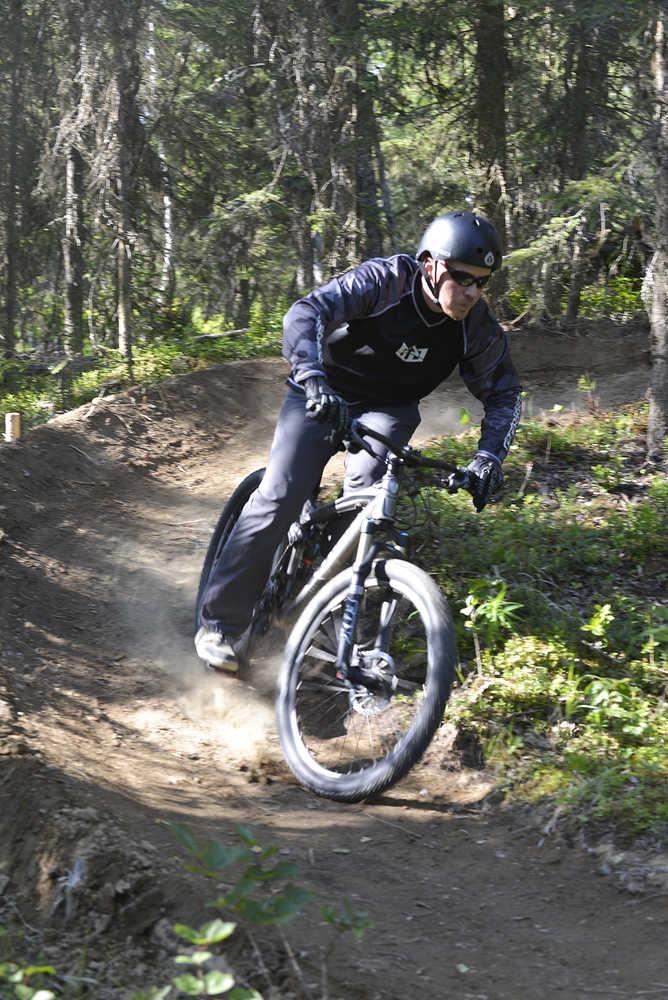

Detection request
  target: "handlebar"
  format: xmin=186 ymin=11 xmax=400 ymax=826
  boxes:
xmin=346 ymin=418 xmax=471 ymax=494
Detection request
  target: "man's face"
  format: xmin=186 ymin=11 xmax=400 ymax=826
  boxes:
xmin=421 ymin=257 xmax=491 ymax=320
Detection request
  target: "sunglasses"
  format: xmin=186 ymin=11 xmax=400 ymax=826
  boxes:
xmin=442 ymin=262 xmax=490 ymax=289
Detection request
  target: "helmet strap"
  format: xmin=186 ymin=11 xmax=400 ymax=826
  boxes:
xmin=417 ymin=257 xmax=439 ymax=302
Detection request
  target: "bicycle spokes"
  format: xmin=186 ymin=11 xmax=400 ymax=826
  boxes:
xmin=293 ymin=582 xmax=430 ymax=775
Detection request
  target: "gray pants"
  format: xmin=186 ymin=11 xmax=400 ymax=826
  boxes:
xmin=199 ymin=387 xmax=420 ymax=637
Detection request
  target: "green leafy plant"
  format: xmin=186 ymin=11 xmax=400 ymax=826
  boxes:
xmin=0 ymin=959 xmax=57 ymax=1000
xmin=321 ymin=900 xmax=372 ymax=940
xmin=591 ymin=456 xmax=626 ymax=491
xmin=460 ymin=578 xmax=522 ymax=674
xmin=131 ymin=918 xmax=261 ymax=1000
xmin=170 ymin=822 xmax=316 ymax=926
xmin=412 ymin=402 xmax=668 ymax=841
xmin=640 ymin=606 xmax=668 ymax=669
xmin=579 ymin=676 xmax=652 ymax=738
xmin=578 ymin=276 xmax=644 ymax=321
xmin=576 ymin=372 xmax=599 ymax=413
xmin=134 ymin=823 xmax=371 ymax=999
xmin=580 ymin=603 xmax=615 ymax=646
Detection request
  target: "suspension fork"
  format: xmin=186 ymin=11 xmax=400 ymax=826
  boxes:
xmin=335 ymin=520 xmax=377 ymax=677
xmin=335 ymin=460 xmax=401 ymax=677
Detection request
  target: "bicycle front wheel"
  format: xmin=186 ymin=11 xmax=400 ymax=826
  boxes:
xmin=276 ymin=558 xmax=456 ymax=802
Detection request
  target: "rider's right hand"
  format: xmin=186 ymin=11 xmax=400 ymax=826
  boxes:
xmin=303 ymin=376 xmax=349 ymax=434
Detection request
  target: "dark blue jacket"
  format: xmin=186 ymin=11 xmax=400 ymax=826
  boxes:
xmin=283 ymin=254 xmax=521 ymax=462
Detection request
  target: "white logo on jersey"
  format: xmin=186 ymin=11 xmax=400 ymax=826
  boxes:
xmin=396 ymin=342 xmax=428 ymax=363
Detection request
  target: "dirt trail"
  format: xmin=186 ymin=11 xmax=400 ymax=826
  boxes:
xmin=1 ymin=324 xmax=667 ymax=999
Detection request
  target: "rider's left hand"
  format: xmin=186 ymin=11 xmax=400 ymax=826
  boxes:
xmin=465 ymin=452 xmax=503 ymax=512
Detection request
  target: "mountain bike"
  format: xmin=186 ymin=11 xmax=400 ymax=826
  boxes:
xmin=196 ymin=419 xmax=472 ymax=802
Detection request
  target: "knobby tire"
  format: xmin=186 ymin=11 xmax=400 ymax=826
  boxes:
xmin=275 ymin=558 xmax=456 ymax=802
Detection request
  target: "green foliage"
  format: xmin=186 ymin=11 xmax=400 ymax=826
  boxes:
xmin=320 ymin=901 xmax=372 ymax=940
xmin=130 ymin=914 xmax=261 ymax=999
xmin=504 ymin=272 xmax=645 ymax=325
xmin=0 ymin=925 xmax=57 ymax=1000
xmin=0 ymin=0 xmax=657 ymax=360
xmin=0 ymin=387 xmax=55 ymax=429
xmin=175 ymin=820 xmax=373 ymax=938
xmin=414 ymin=402 xmax=668 ymax=841
xmin=0 ymin=959 xmax=57 ymax=1000
xmin=133 ymin=823 xmax=371 ymax=1000
xmin=131 ymin=917 xmax=259 ymax=1000
xmin=461 ymin=578 xmax=522 ymax=649
xmin=0 ymin=313 xmax=285 ymax=432
xmin=2 ymin=822 xmax=371 ymax=1000
xmin=169 ymin=821 xmax=316 ymax=926
xmin=508 ymin=286 xmax=530 ymax=316
xmin=580 ymin=603 xmax=615 ymax=645
xmin=0 ymin=920 xmax=58 ymax=1000
xmin=577 ymin=276 xmax=644 ymax=321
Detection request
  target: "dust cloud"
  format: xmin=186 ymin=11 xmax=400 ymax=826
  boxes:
xmin=111 ymin=522 xmax=283 ymax=767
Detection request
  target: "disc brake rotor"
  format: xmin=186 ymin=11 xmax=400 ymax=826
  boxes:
xmin=348 ymin=648 xmax=396 ymax=715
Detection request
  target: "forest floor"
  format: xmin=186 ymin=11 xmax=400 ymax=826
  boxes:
xmin=1 ymin=321 xmax=667 ymax=1000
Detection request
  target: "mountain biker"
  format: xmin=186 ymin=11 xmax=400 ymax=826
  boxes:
xmin=195 ymin=209 xmax=522 ymax=672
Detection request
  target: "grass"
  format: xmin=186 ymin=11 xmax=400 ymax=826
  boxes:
xmin=407 ymin=401 xmax=668 ymax=844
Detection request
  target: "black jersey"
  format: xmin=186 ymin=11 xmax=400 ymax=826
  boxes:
xmin=282 ymin=254 xmax=521 ymax=462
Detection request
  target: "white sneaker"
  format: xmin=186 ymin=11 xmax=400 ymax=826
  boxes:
xmin=194 ymin=627 xmax=239 ymax=673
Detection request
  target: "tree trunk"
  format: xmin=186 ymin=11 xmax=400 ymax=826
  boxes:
xmin=147 ymin=20 xmax=174 ymax=303
xmin=322 ymin=0 xmax=359 ymax=274
xmin=565 ymin=21 xmax=591 ymax=181
xmin=328 ymin=98 xmax=358 ymax=274
xmin=374 ymin=134 xmax=398 ymax=253
xmin=563 ymin=218 xmax=587 ymax=332
xmin=159 ymin=149 xmax=174 ymax=302
xmin=356 ymin=72 xmax=383 ymax=259
xmin=475 ymin=0 xmax=508 ymax=312
xmin=61 ymin=0 xmax=87 ymax=357
xmin=537 ymin=259 xmax=562 ymax=322
xmin=292 ymin=178 xmax=315 ymax=296
xmin=475 ymin=1 xmax=506 ymax=233
xmin=111 ymin=6 xmax=141 ymax=375
xmin=3 ymin=0 xmax=22 ymax=357
xmin=63 ymin=146 xmax=85 ymax=355
xmin=648 ymin=10 xmax=668 ymax=461
xmin=117 ymin=126 xmax=133 ymax=367
xmin=234 ymin=276 xmax=250 ymax=330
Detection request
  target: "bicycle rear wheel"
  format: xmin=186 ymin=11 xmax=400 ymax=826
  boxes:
xmin=276 ymin=558 xmax=456 ymax=802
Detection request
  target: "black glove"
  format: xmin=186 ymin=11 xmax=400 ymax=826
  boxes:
xmin=303 ymin=376 xmax=349 ymax=434
xmin=466 ymin=452 xmax=504 ymax=512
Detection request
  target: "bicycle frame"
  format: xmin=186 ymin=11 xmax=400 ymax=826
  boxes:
xmin=281 ymin=440 xmax=449 ymax=678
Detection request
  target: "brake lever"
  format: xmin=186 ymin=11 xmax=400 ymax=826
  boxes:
xmin=342 ymin=421 xmax=377 ymax=458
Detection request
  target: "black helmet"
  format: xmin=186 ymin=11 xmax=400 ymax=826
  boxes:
xmin=417 ymin=210 xmax=502 ymax=271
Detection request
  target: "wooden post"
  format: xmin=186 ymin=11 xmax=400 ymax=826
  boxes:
xmin=4 ymin=412 xmax=20 ymax=441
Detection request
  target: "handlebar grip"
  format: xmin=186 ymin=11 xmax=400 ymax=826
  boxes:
xmin=446 ymin=468 xmax=471 ymax=493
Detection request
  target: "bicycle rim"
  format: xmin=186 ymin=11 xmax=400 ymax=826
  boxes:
xmin=277 ymin=559 xmax=455 ymax=802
